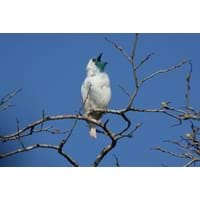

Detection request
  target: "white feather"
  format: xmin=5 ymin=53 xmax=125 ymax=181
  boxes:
xmin=81 ymin=58 xmax=111 ymax=138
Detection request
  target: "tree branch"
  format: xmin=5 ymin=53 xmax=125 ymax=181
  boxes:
xmin=0 ymin=89 xmax=22 ymax=111
xmin=140 ymin=60 xmax=189 ymax=86
xmin=136 ymin=52 xmax=155 ymax=70
xmin=0 ymin=114 xmax=103 ymax=142
xmin=92 ymin=141 xmax=117 ymax=167
xmin=185 ymin=61 xmax=193 ymax=110
xmin=0 ymin=143 xmax=79 ymax=167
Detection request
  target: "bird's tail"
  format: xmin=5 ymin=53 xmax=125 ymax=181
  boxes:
xmin=89 ymin=123 xmax=97 ymax=139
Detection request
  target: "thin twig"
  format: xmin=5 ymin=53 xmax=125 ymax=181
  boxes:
xmin=92 ymin=141 xmax=117 ymax=167
xmin=0 ymin=114 xmax=103 ymax=142
xmin=118 ymin=85 xmax=131 ymax=98
xmin=59 ymin=119 xmax=78 ymax=150
xmin=136 ymin=52 xmax=155 ymax=70
xmin=131 ymin=34 xmax=139 ymax=89
xmin=104 ymin=37 xmax=132 ymax=64
xmin=0 ymin=88 xmax=22 ymax=111
xmin=153 ymin=146 xmax=187 ymax=159
xmin=131 ymin=33 xmax=139 ymax=61
xmin=113 ymin=154 xmax=120 ymax=167
xmin=184 ymin=158 xmax=200 ymax=167
xmin=185 ymin=61 xmax=192 ymax=109
xmin=16 ymin=118 xmax=26 ymax=150
xmin=140 ymin=60 xmax=189 ymax=86
xmin=0 ymin=143 xmax=79 ymax=167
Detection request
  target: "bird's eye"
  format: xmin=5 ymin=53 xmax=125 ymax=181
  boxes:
xmin=92 ymin=58 xmax=95 ymax=62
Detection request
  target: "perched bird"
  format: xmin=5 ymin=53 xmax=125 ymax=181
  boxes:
xmin=81 ymin=53 xmax=111 ymax=138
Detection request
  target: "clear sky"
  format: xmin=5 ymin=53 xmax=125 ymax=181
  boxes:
xmin=0 ymin=33 xmax=200 ymax=166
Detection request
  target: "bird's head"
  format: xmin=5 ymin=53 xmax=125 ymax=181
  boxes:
xmin=92 ymin=53 xmax=108 ymax=72
xmin=87 ymin=53 xmax=108 ymax=74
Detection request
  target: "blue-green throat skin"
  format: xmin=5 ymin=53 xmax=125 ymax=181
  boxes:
xmin=95 ymin=60 xmax=107 ymax=72
xmin=93 ymin=53 xmax=108 ymax=72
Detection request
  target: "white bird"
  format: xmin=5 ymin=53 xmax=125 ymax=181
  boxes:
xmin=81 ymin=53 xmax=111 ymax=138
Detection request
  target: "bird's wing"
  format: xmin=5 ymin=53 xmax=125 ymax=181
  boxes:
xmin=81 ymin=78 xmax=91 ymax=103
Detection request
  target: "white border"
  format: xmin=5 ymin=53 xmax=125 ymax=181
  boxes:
xmin=0 ymin=1 xmax=200 ymax=199
xmin=0 ymin=168 xmax=199 ymax=200
xmin=0 ymin=0 xmax=199 ymax=32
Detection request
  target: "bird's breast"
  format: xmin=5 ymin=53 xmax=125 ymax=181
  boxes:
xmin=88 ymin=73 xmax=111 ymax=109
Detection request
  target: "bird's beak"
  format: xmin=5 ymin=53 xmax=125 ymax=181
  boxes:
xmin=97 ymin=53 xmax=103 ymax=62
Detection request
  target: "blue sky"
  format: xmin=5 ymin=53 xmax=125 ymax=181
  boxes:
xmin=0 ymin=33 xmax=200 ymax=166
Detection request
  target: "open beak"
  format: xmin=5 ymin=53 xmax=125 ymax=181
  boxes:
xmin=97 ymin=53 xmax=103 ymax=62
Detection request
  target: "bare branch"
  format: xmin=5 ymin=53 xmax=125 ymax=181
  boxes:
xmin=93 ymin=120 xmax=142 ymax=167
xmin=131 ymin=34 xmax=139 ymax=89
xmin=0 ymin=114 xmax=103 ymax=142
xmin=118 ymin=85 xmax=131 ymax=98
xmin=116 ymin=122 xmax=143 ymax=140
xmin=153 ymin=146 xmax=187 ymax=159
xmin=59 ymin=119 xmax=78 ymax=150
xmin=1 ymin=144 xmax=79 ymax=167
xmin=32 ymin=126 xmax=69 ymax=135
xmin=0 ymin=88 xmax=22 ymax=111
xmin=16 ymin=117 xmax=26 ymax=150
xmin=0 ymin=144 xmax=58 ymax=159
xmin=0 ymin=143 xmax=79 ymax=167
xmin=155 ymin=144 xmax=200 ymax=166
xmin=140 ymin=60 xmax=189 ymax=86
xmin=40 ymin=109 xmax=46 ymax=130
xmin=92 ymin=141 xmax=117 ymax=167
xmin=131 ymin=33 xmax=139 ymax=62
xmin=104 ymin=37 xmax=132 ymax=64
xmin=117 ymin=113 xmax=131 ymax=135
xmin=113 ymin=154 xmax=120 ymax=167
xmin=185 ymin=61 xmax=193 ymax=110
xmin=164 ymin=139 xmax=188 ymax=150
xmin=136 ymin=52 xmax=155 ymax=70
xmin=184 ymin=158 xmax=200 ymax=167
